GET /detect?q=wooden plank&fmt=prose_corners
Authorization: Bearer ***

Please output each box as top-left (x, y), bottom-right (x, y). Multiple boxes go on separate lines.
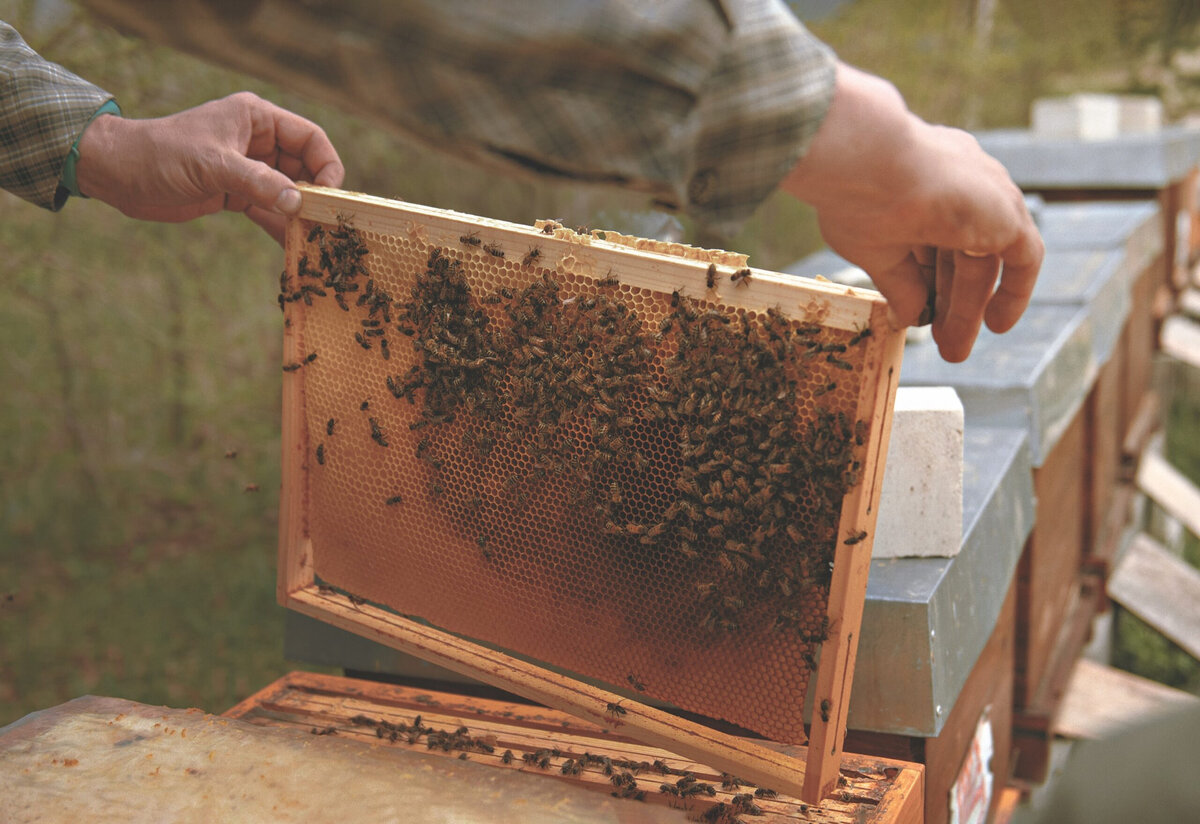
top-left (225, 671), bottom-right (926, 824)
top-left (1180, 288), bottom-right (1200, 321)
top-left (287, 585), bottom-right (813, 799)
top-left (276, 216), bottom-right (314, 603)
top-left (1161, 314), bottom-right (1200, 370)
top-left (1120, 390), bottom-right (1160, 479)
top-left (804, 314), bottom-right (904, 802)
top-left (1016, 409), bottom-right (1088, 707)
top-left (1137, 447), bottom-right (1200, 539)
top-left (1055, 657), bottom-right (1199, 740)
top-left (1108, 532), bottom-right (1200, 661)
top-left (295, 185), bottom-right (879, 331)
top-left (870, 766), bottom-right (924, 824)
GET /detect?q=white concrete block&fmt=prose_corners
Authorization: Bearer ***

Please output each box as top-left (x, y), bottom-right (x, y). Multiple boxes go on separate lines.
top-left (1032, 94), bottom-right (1120, 141)
top-left (1118, 96), bottom-right (1163, 134)
top-left (872, 387), bottom-right (964, 558)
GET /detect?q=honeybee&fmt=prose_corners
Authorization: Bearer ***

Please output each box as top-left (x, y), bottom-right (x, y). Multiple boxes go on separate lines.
top-left (705, 263), bottom-right (716, 289)
top-left (844, 529), bottom-right (868, 545)
top-left (730, 267), bottom-right (752, 286)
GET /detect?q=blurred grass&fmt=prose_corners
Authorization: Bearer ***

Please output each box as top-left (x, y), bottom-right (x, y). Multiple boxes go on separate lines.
top-left (2, 0), bottom-right (1200, 727)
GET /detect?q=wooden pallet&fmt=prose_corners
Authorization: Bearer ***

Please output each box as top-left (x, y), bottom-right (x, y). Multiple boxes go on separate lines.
top-left (225, 671), bottom-right (924, 824)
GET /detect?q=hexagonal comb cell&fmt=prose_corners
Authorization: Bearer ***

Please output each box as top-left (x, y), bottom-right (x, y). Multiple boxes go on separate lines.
top-left (280, 190), bottom-right (895, 745)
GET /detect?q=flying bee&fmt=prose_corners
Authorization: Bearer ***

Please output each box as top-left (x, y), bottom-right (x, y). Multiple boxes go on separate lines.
top-left (844, 529), bottom-right (868, 545)
top-left (705, 263), bottom-right (716, 289)
top-left (483, 243), bottom-right (505, 258)
top-left (730, 267), bottom-right (752, 286)
top-left (819, 699), bottom-right (831, 723)
top-left (459, 231), bottom-right (482, 247)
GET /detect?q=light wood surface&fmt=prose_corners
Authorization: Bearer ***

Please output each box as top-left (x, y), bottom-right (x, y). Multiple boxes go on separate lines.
top-left (1108, 532), bottom-right (1200, 661)
top-left (1055, 657), bottom-right (1199, 740)
top-left (1137, 445), bottom-right (1200, 541)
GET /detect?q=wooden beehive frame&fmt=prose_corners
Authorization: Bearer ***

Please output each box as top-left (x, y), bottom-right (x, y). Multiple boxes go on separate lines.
top-left (277, 185), bottom-right (904, 803)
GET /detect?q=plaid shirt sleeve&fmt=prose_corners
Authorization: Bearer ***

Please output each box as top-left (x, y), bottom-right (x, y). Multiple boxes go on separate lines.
top-left (361, 0), bottom-right (837, 238)
top-left (0, 21), bottom-right (114, 210)
top-left (90, 0), bottom-right (834, 237)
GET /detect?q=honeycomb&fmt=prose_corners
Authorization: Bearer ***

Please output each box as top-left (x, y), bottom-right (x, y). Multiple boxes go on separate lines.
top-left (281, 202), bottom-right (883, 745)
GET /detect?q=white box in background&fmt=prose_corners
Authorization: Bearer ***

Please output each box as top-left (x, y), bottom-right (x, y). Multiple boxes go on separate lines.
top-left (1032, 94), bottom-right (1120, 141)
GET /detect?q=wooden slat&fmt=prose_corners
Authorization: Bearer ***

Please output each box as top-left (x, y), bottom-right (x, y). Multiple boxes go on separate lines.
top-left (277, 216), bottom-right (314, 603)
top-left (1055, 657), bottom-right (1199, 740)
top-left (294, 184), bottom-right (880, 331)
top-left (1136, 447), bottom-right (1200, 540)
top-left (1108, 533), bottom-right (1200, 661)
top-left (1180, 289), bottom-right (1200, 321)
top-left (1161, 314), bottom-right (1200, 370)
top-left (287, 586), bottom-right (812, 799)
top-left (805, 324), bottom-right (904, 802)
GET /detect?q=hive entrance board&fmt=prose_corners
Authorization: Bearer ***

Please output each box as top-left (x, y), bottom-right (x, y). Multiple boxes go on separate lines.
top-left (277, 186), bottom-right (904, 803)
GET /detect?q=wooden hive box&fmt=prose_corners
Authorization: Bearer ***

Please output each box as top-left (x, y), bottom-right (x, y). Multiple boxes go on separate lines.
top-left (275, 185), bottom-right (906, 807)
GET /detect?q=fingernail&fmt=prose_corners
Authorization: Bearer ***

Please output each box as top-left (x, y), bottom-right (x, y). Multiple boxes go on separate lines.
top-left (274, 188), bottom-right (302, 215)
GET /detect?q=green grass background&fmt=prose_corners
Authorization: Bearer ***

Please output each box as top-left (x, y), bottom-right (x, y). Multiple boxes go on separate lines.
top-left (3, 0), bottom-right (1200, 726)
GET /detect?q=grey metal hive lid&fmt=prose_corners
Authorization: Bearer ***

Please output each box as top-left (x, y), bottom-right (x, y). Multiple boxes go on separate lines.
top-left (976, 124), bottom-right (1200, 189)
top-left (850, 424), bottom-right (1032, 737)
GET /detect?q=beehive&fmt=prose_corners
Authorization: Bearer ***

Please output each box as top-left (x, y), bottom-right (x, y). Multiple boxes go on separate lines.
top-left (277, 186), bottom-right (904, 802)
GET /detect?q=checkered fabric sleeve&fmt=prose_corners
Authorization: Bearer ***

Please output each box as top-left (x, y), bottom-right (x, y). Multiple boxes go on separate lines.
top-left (0, 21), bottom-right (114, 210)
top-left (259, 0), bottom-right (835, 239)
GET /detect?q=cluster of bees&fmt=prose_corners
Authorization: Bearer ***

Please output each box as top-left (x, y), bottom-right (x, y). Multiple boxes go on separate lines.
top-left (348, 712), bottom-right (497, 757)
top-left (344, 710), bottom-right (778, 818)
top-left (286, 217), bottom-right (870, 655)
